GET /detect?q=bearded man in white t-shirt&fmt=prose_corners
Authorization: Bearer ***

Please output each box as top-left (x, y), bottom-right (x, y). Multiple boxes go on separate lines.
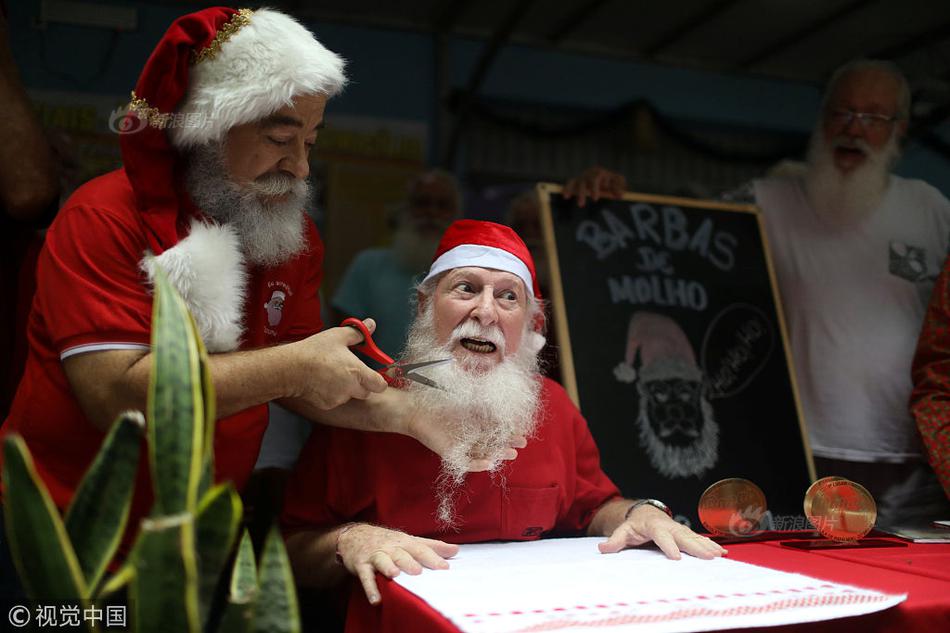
top-left (752, 60), bottom-right (950, 527)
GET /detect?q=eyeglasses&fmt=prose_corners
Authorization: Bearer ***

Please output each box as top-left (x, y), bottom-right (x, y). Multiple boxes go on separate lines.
top-left (827, 109), bottom-right (901, 131)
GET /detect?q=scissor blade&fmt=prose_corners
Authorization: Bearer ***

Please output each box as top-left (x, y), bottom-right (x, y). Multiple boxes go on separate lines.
top-left (399, 358), bottom-right (453, 372)
top-left (406, 372), bottom-right (443, 389)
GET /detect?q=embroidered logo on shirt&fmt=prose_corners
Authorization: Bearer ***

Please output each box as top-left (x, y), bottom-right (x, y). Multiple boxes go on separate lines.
top-left (264, 290), bottom-right (286, 327)
top-left (889, 240), bottom-right (927, 282)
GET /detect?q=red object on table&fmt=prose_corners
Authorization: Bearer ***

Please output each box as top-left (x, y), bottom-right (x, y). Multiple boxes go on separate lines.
top-left (345, 536), bottom-right (950, 633)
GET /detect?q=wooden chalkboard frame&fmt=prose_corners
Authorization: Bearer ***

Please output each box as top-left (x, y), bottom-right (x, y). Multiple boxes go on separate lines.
top-left (536, 182), bottom-right (816, 485)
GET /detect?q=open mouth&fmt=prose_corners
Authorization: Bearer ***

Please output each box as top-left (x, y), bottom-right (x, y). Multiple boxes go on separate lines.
top-left (834, 146), bottom-right (866, 160)
top-left (460, 338), bottom-right (497, 354)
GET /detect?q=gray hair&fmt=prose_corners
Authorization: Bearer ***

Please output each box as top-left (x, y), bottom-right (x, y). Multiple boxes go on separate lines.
top-left (822, 59), bottom-right (911, 120)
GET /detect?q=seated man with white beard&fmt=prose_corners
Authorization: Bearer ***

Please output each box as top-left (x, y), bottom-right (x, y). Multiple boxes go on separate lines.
top-left (282, 220), bottom-right (726, 606)
top-left (563, 59), bottom-right (950, 528)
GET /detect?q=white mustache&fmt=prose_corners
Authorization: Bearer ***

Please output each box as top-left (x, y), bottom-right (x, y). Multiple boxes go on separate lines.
top-left (452, 320), bottom-right (505, 354)
top-left (246, 173), bottom-right (302, 197)
top-left (832, 136), bottom-right (871, 154)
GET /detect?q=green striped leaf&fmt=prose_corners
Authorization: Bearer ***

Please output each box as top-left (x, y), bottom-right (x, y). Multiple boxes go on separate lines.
top-left (65, 410), bottom-right (144, 592)
top-left (2, 435), bottom-right (88, 601)
top-left (147, 265), bottom-right (205, 515)
top-left (252, 526), bottom-right (301, 633)
top-left (232, 529), bottom-right (259, 602)
top-left (195, 484), bottom-right (242, 627)
top-left (131, 513), bottom-right (200, 633)
top-left (216, 530), bottom-right (258, 633)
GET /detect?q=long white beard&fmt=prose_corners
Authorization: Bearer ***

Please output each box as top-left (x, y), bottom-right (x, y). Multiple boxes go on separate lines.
top-left (185, 143), bottom-right (310, 267)
top-left (804, 128), bottom-right (899, 225)
top-left (402, 301), bottom-right (544, 528)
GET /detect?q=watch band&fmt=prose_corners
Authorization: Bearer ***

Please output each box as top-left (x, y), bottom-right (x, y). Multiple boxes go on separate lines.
top-left (624, 498), bottom-right (673, 520)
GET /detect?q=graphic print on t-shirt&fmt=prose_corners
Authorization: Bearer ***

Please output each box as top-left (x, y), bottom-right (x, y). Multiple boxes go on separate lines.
top-left (888, 240), bottom-right (928, 283)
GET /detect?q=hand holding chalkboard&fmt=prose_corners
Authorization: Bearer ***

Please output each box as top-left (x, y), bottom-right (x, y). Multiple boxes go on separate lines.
top-left (563, 166), bottom-right (628, 208)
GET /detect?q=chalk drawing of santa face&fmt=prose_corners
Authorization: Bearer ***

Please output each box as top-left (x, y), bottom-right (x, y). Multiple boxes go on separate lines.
top-left (614, 312), bottom-right (719, 478)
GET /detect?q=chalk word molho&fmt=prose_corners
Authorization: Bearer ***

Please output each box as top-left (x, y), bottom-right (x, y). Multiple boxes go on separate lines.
top-left (608, 275), bottom-right (708, 310)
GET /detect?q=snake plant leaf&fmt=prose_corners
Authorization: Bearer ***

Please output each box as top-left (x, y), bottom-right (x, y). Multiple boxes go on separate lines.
top-left (216, 529), bottom-right (258, 633)
top-left (147, 264), bottom-right (205, 515)
top-left (2, 434), bottom-right (88, 601)
top-left (65, 410), bottom-right (144, 593)
top-left (232, 529), bottom-right (259, 602)
top-left (195, 483), bottom-right (242, 627)
top-left (131, 513), bottom-right (200, 633)
top-left (252, 526), bottom-right (301, 633)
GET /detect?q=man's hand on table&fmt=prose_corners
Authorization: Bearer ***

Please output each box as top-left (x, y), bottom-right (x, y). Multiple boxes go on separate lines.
top-left (599, 504), bottom-right (727, 560)
top-left (563, 166), bottom-right (627, 208)
top-left (337, 523), bottom-right (459, 605)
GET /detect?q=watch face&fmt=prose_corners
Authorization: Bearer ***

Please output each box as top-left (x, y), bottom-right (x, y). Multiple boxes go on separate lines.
top-left (630, 499), bottom-right (671, 519)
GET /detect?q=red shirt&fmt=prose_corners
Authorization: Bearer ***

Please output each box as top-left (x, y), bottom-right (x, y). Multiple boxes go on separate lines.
top-left (1, 168), bottom-right (324, 526)
top-left (282, 378), bottom-right (621, 541)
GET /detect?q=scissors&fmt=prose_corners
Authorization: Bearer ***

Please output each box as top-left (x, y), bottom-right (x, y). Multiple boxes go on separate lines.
top-left (341, 317), bottom-right (451, 389)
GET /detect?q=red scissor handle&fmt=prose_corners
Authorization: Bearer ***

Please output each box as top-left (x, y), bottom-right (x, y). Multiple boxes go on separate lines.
top-left (341, 317), bottom-right (404, 387)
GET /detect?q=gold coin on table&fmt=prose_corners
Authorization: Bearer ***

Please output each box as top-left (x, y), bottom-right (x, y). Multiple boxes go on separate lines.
top-left (698, 478), bottom-right (767, 537)
top-left (804, 477), bottom-right (876, 542)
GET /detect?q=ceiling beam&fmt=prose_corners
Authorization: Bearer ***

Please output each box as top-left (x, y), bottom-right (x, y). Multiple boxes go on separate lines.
top-left (546, 0), bottom-right (613, 44)
top-left (871, 20), bottom-right (950, 61)
top-left (641, 0), bottom-right (741, 58)
top-left (739, 0), bottom-right (871, 69)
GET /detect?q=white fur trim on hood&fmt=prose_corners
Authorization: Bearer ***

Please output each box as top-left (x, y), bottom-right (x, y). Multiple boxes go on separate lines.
top-left (141, 220), bottom-right (248, 352)
top-left (169, 8), bottom-right (347, 149)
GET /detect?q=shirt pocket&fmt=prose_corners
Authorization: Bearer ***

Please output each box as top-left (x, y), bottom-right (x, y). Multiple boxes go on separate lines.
top-left (502, 484), bottom-right (561, 540)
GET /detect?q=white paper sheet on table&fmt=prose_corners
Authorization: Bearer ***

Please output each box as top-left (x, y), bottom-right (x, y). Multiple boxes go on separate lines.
top-left (394, 537), bottom-right (905, 633)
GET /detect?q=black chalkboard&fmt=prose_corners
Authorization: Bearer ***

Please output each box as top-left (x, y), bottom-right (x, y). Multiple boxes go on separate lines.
top-left (537, 183), bottom-right (814, 530)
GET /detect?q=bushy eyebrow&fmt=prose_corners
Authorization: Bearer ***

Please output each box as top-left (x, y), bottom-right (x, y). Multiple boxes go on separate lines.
top-left (259, 114), bottom-right (326, 132)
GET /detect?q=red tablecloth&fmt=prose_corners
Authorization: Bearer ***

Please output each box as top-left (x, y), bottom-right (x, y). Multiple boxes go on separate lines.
top-left (345, 536), bottom-right (950, 632)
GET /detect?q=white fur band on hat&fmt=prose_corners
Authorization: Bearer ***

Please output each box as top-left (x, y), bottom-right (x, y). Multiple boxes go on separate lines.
top-left (169, 9), bottom-right (346, 149)
top-left (422, 244), bottom-right (534, 294)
